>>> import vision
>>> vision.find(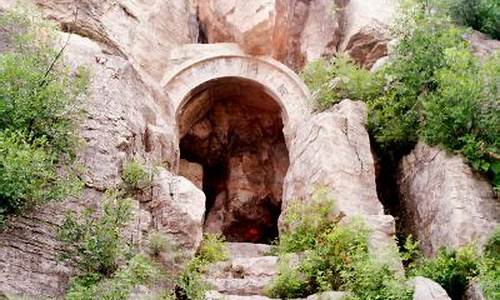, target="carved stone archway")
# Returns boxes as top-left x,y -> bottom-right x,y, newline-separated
161,44 -> 312,169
